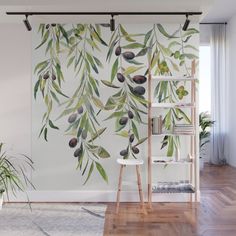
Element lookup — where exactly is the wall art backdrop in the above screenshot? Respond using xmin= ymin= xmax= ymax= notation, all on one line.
xmin=32 ymin=23 xmax=199 ymax=193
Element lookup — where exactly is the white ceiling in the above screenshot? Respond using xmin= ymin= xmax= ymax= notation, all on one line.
xmin=0 ymin=0 xmax=235 ymax=24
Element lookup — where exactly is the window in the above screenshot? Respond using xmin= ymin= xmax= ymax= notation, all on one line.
xmin=199 ymin=45 xmax=211 ymax=113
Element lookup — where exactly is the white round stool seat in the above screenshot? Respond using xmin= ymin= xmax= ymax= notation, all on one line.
xmin=117 ymin=158 xmax=144 ymax=166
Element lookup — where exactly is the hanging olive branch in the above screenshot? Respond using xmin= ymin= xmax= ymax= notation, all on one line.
xmin=58 ymin=24 xmax=110 ymax=184
xmin=103 ymin=24 xmax=148 ymax=159
xmin=144 ymin=24 xmax=199 ymax=156
xmin=34 ymin=24 xmax=69 ymax=141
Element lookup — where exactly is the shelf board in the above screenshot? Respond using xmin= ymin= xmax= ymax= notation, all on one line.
xmin=151 ymin=103 xmax=195 ymax=108
xmin=152 ymin=187 xmax=195 ymax=194
xmin=151 ymin=76 xmax=196 ymax=82
xmin=152 ymin=160 xmax=192 ymax=165
xmin=152 ymin=183 xmax=195 ymax=193
xmin=152 ymin=132 xmax=195 ymax=136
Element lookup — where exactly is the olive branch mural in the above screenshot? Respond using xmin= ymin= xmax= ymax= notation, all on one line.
xmin=34 ymin=24 xmax=110 ymax=184
xmin=144 ymin=24 xmax=199 ymax=156
xmin=34 ymin=24 xmax=69 ymax=141
xmin=103 ymin=24 xmax=148 ymax=159
xmin=33 ymin=23 xmax=199 ymax=184
xmin=57 ymin=24 xmax=110 ymax=184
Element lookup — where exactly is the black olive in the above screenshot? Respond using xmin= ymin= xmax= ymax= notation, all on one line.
xmin=128 ymin=111 xmax=134 ymax=119
xmin=133 ymin=75 xmax=147 ymax=84
xmin=120 ymin=149 xmax=128 ymax=156
xmin=119 ymin=117 xmax=128 ymax=126
xmin=52 ymin=74 xmax=56 ymax=80
xmin=69 ymin=138 xmax=77 ymax=148
xmin=77 ymin=106 xmax=84 ymax=114
xmin=132 ymin=147 xmax=139 ymax=154
xmin=115 ymin=46 xmax=121 ymax=56
xmin=133 ymin=86 xmax=145 ymax=96
xmin=123 ymin=51 xmax=135 ymax=60
xmin=43 ymin=73 xmax=49 ymax=80
xmin=129 ymin=134 xmax=134 ymax=143
xmin=68 ymin=114 xmax=77 ymax=123
xmin=117 ymin=73 xmax=125 ymax=83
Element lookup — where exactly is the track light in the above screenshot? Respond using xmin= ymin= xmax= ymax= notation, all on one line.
xmin=182 ymin=14 xmax=190 ymax=31
xmin=23 ymin=15 xmax=32 ymax=31
xmin=110 ymin=15 xmax=115 ymax=32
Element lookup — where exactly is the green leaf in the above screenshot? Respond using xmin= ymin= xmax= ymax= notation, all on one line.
xmin=35 ymin=30 xmax=50 ymax=50
xmin=132 ymin=121 xmax=139 ymax=140
xmin=34 ymin=60 xmax=48 ymax=74
xmin=144 ymin=29 xmax=152 ymax=46
xmin=92 ymin=96 xmax=104 ymax=109
xmin=134 ymin=137 xmax=148 ymax=147
xmin=182 ymin=53 xmax=198 ymax=59
xmin=111 ymin=58 xmax=119 ymax=82
xmin=104 ymin=111 xmax=126 ymax=121
xmin=52 ymin=81 xmax=68 ymax=98
xmin=122 ymin=43 xmax=144 ymax=49
xmin=176 ymin=108 xmax=191 ymax=124
xmin=136 ymin=48 xmax=148 ymax=57
xmin=83 ymin=161 xmax=94 ymax=185
xmin=123 ymin=66 xmax=144 ymax=76
xmin=95 ymin=162 xmax=108 ymax=183
xmin=167 ymin=137 xmax=174 ymax=156
xmin=98 ymin=147 xmax=110 ymax=158
xmin=88 ymin=127 xmax=107 ymax=142
xmin=58 ymin=25 xmax=69 ymax=44
xmin=101 ymin=80 xmax=120 ymax=89
xmin=44 ymin=127 xmax=48 ymax=142
xmin=183 ymin=28 xmax=199 ymax=37
xmin=67 ymin=56 xmax=75 ymax=68
xmin=50 ymin=90 xmax=60 ymax=104
xmin=116 ymin=130 xmax=129 ymax=138
xmin=184 ymin=45 xmax=199 ymax=51
xmin=170 ymin=60 xmax=179 ymax=72
xmin=49 ymin=120 xmax=59 ymax=130
xmin=156 ymin=24 xmax=178 ymax=39
xmin=34 ymin=80 xmax=40 ymax=99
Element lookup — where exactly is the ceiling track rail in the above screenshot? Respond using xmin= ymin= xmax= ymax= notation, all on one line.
xmin=6 ymin=11 xmax=202 ymax=16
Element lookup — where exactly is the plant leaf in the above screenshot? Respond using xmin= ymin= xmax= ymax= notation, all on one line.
xmin=95 ymin=162 xmax=108 ymax=183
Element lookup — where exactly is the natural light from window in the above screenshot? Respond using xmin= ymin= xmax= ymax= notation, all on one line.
xmin=199 ymin=45 xmax=211 ymax=113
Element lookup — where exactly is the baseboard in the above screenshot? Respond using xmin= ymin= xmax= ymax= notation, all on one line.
xmin=6 ymin=190 xmax=200 ymax=203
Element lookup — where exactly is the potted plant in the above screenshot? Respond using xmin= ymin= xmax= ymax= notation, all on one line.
xmin=199 ymin=112 xmax=215 ymax=170
xmin=0 ymin=143 xmax=34 ymax=209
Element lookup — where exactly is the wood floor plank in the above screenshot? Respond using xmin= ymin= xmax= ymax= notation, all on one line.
xmin=104 ymin=164 xmax=236 ymax=236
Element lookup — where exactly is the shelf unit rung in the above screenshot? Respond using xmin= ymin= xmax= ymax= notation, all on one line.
xmin=151 ymin=75 xmax=196 ymax=81
xmin=152 ymin=132 xmax=195 ymax=136
xmin=152 ymin=160 xmax=192 ymax=165
xmin=151 ymin=103 xmax=195 ymax=108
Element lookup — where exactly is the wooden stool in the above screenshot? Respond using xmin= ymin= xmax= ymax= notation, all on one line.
xmin=116 ymin=158 xmax=145 ymax=214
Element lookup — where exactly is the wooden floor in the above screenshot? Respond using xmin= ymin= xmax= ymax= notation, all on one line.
xmin=104 ymin=164 xmax=236 ymax=236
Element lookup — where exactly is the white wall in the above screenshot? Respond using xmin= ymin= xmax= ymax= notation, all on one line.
xmin=0 ymin=23 xmax=31 ymax=155
xmin=227 ymin=15 xmax=236 ymax=167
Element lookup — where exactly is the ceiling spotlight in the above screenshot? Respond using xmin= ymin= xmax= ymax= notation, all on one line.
xmin=23 ymin=15 xmax=32 ymax=31
xmin=182 ymin=14 xmax=190 ymax=31
xmin=110 ymin=15 xmax=115 ymax=32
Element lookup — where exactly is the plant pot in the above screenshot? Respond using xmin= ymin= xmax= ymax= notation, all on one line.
xmin=200 ymin=158 xmax=204 ymax=171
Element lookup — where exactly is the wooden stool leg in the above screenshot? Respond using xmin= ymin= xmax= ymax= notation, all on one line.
xmin=136 ymin=165 xmax=146 ymax=214
xmin=116 ymin=165 xmax=124 ymax=214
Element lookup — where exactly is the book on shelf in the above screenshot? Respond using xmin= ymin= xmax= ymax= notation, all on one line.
xmin=152 ymin=181 xmax=195 ymax=193
xmin=173 ymin=124 xmax=195 ymax=134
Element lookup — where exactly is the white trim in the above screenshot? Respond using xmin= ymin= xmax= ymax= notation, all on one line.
xmin=6 ymin=190 xmax=200 ymax=203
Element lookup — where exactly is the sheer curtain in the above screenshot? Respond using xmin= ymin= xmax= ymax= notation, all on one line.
xmin=210 ymin=24 xmax=228 ymax=165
